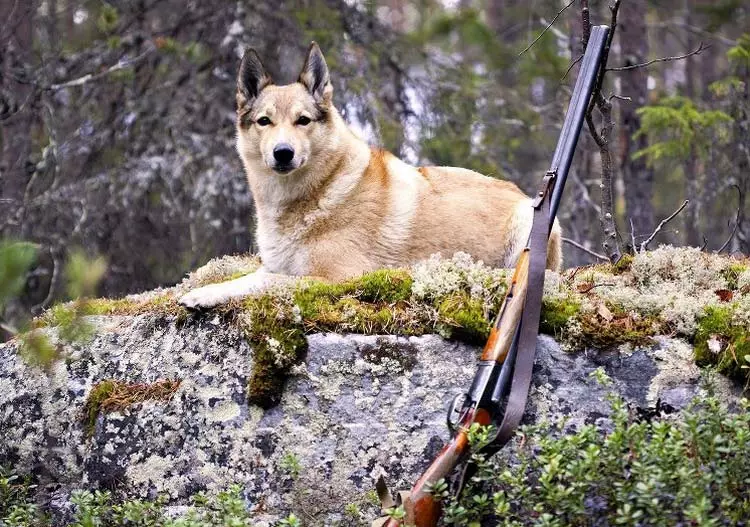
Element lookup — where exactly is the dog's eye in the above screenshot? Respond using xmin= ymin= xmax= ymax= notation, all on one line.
xmin=296 ymin=116 xmax=311 ymax=126
xmin=256 ymin=116 xmax=272 ymax=126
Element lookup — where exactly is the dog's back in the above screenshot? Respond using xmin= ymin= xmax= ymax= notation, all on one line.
xmin=357 ymin=152 xmax=562 ymax=273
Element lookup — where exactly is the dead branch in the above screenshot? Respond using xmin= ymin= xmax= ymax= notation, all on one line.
xmin=563 ymin=237 xmax=608 ymax=261
xmin=581 ymin=0 xmax=622 ymax=264
xmin=572 ymin=170 xmax=601 ymax=215
xmin=561 ymin=55 xmax=584 ymax=81
xmin=716 ymin=185 xmax=742 ymax=254
xmin=640 ymin=200 xmax=689 ymax=253
xmin=47 ymin=48 xmax=154 ymax=91
xmin=608 ymin=41 xmax=707 ymax=71
xmin=519 ymin=0 xmax=576 ymax=56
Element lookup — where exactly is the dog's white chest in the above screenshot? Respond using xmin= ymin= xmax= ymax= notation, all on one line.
xmin=256 ymin=223 xmax=309 ymax=275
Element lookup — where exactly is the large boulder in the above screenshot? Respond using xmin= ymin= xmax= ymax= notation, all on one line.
xmin=0 ymin=317 xmax=741 ymax=525
xmin=1 ymin=247 xmax=748 ymax=524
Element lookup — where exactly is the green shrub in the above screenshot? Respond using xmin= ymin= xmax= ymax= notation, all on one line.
xmin=437 ymin=393 xmax=750 ymax=526
xmin=0 ymin=482 xmax=263 ymax=526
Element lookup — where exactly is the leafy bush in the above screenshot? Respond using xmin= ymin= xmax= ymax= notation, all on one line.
xmin=0 ymin=481 xmax=302 ymax=527
xmin=437 ymin=391 xmax=750 ymax=526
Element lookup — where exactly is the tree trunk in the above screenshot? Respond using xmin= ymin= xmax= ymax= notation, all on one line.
xmin=617 ymin=0 xmax=654 ymax=249
xmin=683 ymin=0 xmax=702 ymax=247
xmin=0 ymin=0 xmax=35 ymax=231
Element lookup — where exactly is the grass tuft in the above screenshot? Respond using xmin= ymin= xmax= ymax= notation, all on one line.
xmin=82 ymin=379 xmax=181 ymax=436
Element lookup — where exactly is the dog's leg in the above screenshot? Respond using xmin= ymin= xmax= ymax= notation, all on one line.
xmin=178 ymin=267 xmax=295 ymax=310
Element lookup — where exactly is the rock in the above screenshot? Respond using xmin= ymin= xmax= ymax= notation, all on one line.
xmin=0 ymin=314 xmax=743 ymax=525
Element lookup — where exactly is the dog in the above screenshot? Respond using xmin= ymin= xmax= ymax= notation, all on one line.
xmin=179 ymin=43 xmax=561 ymax=309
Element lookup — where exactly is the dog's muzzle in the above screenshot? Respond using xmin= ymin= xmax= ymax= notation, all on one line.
xmin=272 ymin=143 xmax=295 ymax=173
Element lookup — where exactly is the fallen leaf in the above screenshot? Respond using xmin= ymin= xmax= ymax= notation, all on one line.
xmin=715 ymin=289 xmax=733 ymax=302
xmin=597 ymin=303 xmax=614 ymax=322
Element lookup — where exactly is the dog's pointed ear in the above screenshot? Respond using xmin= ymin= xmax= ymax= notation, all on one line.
xmin=298 ymin=42 xmax=332 ymax=103
xmin=237 ymin=48 xmax=272 ymax=107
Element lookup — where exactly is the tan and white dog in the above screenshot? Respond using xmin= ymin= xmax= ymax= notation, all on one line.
xmin=179 ymin=43 xmax=561 ymax=309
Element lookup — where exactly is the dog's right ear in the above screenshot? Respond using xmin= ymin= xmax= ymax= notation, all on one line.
xmin=237 ymin=49 xmax=272 ymax=107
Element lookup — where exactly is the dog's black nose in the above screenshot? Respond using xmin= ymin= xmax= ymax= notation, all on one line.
xmin=273 ymin=144 xmax=295 ymax=165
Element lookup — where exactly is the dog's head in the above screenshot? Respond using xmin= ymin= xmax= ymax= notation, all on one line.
xmin=235 ymin=43 xmax=335 ymax=176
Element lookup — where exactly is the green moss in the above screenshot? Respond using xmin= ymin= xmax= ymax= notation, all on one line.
xmin=694 ymin=305 xmax=750 ymax=383
xmin=539 ymin=297 xmax=581 ymax=336
xmin=578 ymin=304 xmax=659 ymax=349
xmin=236 ymin=295 xmax=307 ymax=408
xmin=611 ymin=253 xmax=634 ymax=274
xmin=82 ymin=379 xmax=181 ymax=436
xmin=436 ymin=292 xmax=490 ymax=344
xmin=721 ymin=262 xmax=749 ymax=290
xmin=37 ymin=295 xmax=188 ymax=331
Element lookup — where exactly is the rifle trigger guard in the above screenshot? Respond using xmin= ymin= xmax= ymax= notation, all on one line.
xmin=532 ymin=170 xmax=557 ymax=209
xmin=446 ymin=393 xmax=466 ymax=433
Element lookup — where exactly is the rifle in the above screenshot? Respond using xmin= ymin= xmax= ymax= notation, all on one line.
xmin=374 ymin=25 xmax=610 ymax=527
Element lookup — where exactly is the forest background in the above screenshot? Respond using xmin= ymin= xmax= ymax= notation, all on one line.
xmin=1 ymin=0 xmax=748 ymax=334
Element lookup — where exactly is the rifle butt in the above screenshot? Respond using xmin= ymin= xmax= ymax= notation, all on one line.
xmin=383 ymin=408 xmax=491 ymax=526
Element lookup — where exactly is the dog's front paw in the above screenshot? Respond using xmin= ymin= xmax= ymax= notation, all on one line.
xmin=178 ymin=285 xmax=231 ymax=310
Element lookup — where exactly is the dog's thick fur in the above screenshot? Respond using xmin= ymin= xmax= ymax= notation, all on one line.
xmin=179 ymin=43 xmax=561 ymax=309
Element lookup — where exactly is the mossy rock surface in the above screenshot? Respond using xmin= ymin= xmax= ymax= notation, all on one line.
xmin=31 ymin=247 xmax=750 ymax=405
xmin=2 ymin=247 xmax=749 ymax=525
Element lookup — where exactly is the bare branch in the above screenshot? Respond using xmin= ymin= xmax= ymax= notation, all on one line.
xmin=519 ymin=0 xmax=576 ymax=56
xmin=609 ymin=94 xmax=632 ymax=102
xmin=629 ymin=218 xmax=637 ymax=253
xmin=716 ymin=185 xmax=742 ymax=254
xmin=582 ymin=0 xmax=622 ymax=263
xmin=563 ymin=237 xmax=608 ymax=261
xmin=608 ymin=41 xmax=707 ymax=71
xmin=561 ymin=55 xmax=584 ymax=81
xmin=31 ymin=249 xmax=60 ymax=315
xmin=0 ymin=321 xmax=18 ymax=336
xmin=572 ymin=170 xmax=601 ymax=215
xmin=581 ymin=0 xmax=591 ymax=47
xmin=640 ymin=200 xmax=689 ymax=253
xmin=648 ymin=21 xmax=737 ymax=47
xmin=47 ymin=48 xmax=154 ymax=91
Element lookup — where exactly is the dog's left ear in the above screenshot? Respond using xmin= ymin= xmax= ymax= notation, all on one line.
xmin=237 ymin=48 xmax=272 ymax=107
xmin=298 ymin=42 xmax=332 ymax=103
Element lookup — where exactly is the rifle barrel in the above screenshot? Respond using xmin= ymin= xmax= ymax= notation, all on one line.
xmin=548 ymin=25 xmax=609 ymax=228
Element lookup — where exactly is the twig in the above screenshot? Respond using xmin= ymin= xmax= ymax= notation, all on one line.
xmin=609 ymin=94 xmax=632 ymax=102
xmin=47 ymin=48 xmax=154 ymax=91
xmin=518 ymin=0 xmax=576 ymax=56
xmin=572 ymin=170 xmax=601 ymax=215
xmin=0 ymin=320 xmax=18 ymax=335
xmin=629 ymin=218 xmax=637 ymax=253
xmin=561 ymin=55 xmax=583 ymax=81
xmin=563 ymin=237 xmax=608 ymax=261
xmin=640 ymin=200 xmax=689 ymax=253
xmin=608 ymin=42 xmax=707 ymax=71
xmin=716 ymin=185 xmax=742 ymax=254
xmin=31 ymin=248 xmax=59 ymax=315
xmin=578 ymin=282 xmax=616 ymax=293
